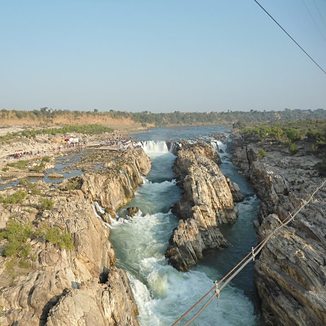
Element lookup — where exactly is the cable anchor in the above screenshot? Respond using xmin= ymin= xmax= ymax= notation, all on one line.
xmin=214 ymin=281 xmax=220 ymax=298
xmin=251 ymin=247 xmax=256 ymax=261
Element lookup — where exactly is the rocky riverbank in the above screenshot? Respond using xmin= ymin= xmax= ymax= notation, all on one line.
xmin=0 ymin=147 xmax=151 ymax=326
xmin=165 ymin=142 xmax=240 ymax=271
xmin=231 ymin=132 xmax=326 ymax=326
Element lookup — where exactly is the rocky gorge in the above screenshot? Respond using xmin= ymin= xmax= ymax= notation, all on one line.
xmin=0 ymin=147 xmax=151 ymax=326
xmin=231 ymin=132 xmax=326 ymax=326
xmin=166 ymin=142 xmax=241 ymax=271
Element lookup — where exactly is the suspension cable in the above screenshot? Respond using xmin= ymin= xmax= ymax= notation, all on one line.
xmin=172 ymin=179 xmax=325 ymax=325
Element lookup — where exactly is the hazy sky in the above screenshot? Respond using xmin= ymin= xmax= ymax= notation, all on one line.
xmin=1 ymin=0 xmax=325 ymax=112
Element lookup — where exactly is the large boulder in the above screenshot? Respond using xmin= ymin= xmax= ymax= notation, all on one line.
xmin=166 ymin=143 xmax=237 ymax=271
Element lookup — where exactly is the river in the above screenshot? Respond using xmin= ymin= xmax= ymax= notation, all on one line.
xmin=110 ymin=126 xmax=260 ymax=325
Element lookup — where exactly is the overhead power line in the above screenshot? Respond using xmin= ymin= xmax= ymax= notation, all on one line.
xmin=253 ymin=0 xmax=326 ymax=75
xmin=301 ymin=0 xmax=326 ymax=43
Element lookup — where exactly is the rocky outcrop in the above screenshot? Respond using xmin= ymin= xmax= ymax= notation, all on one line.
xmin=0 ymin=147 xmax=150 ymax=326
xmin=126 ymin=207 xmax=140 ymax=217
xmin=81 ymin=148 xmax=151 ymax=212
xmin=46 ymin=269 xmax=138 ymax=326
xmin=231 ymin=133 xmax=326 ymax=326
xmin=166 ymin=143 xmax=237 ymax=271
xmin=226 ymin=177 xmax=245 ymax=202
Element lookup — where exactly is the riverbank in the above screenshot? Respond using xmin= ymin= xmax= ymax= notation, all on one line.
xmin=230 ymin=130 xmax=326 ymax=326
xmin=0 ymin=146 xmax=151 ymax=325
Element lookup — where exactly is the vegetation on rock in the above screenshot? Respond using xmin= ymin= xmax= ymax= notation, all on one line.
xmin=288 ymin=142 xmax=298 ymax=155
xmin=241 ymin=120 xmax=325 ymax=145
xmin=0 ymin=123 xmax=113 ymax=143
xmin=38 ymin=198 xmax=54 ymax=210
xmin=0 ymin=220 xmax=74 ymax=261
xmin=0 ymin=190 xmax=27 ymax=205
xmin=258 ymin=148 xmax=266 ymax=159
xmin=7 ymin=160 xmax=29 ymax=170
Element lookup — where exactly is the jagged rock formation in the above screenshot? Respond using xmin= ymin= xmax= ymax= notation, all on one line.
xmin=166 ymin=143 xmax=238 ymax=271
xmin=226 ymin=177 xmax=245 ymax=202
xmin=231 ymin=133 xmax=326 ymax=326
xmin=81 ymin=148 xmax=151 ymax=212
xmin=0 ymin=148 xmax=151 ymax=326
xmin=126 ymin=206 xmax=140 ymax=217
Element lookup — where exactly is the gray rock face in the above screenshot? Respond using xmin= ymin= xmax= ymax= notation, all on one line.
xmin=46 ymin=269 xmax=138 ymax=326
xmin=126 ymin=206 xmax=140 ymax=217
xmin=166 ymin=143 xmax=237 ymax=271
xmin=232 ymin=134 xmax=326 ymax=326
xmin=0 ymin=148 xmax=151 ymax=326
xmin=82 ymin=148 xmax=151 ymax=211
xmin=226 ymin=177 xmax=245 ymax=202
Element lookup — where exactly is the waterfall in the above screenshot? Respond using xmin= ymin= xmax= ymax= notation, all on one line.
xmin=141 ymin=141 xmax=169 ymax=155
xmin=210 ymin=139 xmax=227 ymax=153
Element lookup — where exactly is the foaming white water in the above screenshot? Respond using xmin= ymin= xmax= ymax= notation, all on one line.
xmin=127 ymin=178 xmax=180 ymax=215
xmin=141 ymin=141 xmax=169 ymax=156
xmin=111 ymin=133 xmax=258 ymax=325
xmin=112 ymin=212 xmax=256 ymax=326
xmin=211 ymin=139 xmax=227 ymax=153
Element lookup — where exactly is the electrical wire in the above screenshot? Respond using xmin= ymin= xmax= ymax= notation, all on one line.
xmin=253 ymin=0 xmax=326 ymax=75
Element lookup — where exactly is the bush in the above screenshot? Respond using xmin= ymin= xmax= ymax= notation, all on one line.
xmin=19 ymin=179 xmax=42 ymax=195
xmin=289 ymin=143 xmax=298 ymax=155
xmin=258 ymin=148 xmax=266 ymax=159
xmin=41 ymin=156 xmax=51 ymax=163
xmin=41 ymin=227 xmax=74 ymax=250
xmin=0 ymin=220 xmax=74 ymax=261
xmin=39 ymin=198 xmax=54 ymax=210
xmin=62 ymin=177 xmax=83 ymax=191
xmin=0 ymin=190 xmax=27 ymax=205
xmin=0 ymin=220 xmax=32 ymax=258
xmin=7 ymin=160 xmax=29 ymax=170
xmin=29 ymin=161 xmax=46 ymax=173
xmin=285 ymin=128 xmax=302 ymax=142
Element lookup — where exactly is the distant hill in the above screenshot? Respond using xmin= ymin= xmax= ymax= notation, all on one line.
xmin=0 ymin=108 xmax=325 ymax=129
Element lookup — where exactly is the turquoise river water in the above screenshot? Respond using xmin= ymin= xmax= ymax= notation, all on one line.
xmin=110 ymin=126 xmax=260 ymax=326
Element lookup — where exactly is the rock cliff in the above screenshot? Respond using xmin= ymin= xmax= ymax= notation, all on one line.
xmin=0 ymin=148 xmax=151 ymax=326
xmin=231 ymin=133 xmax=326 ymax=326
xmin=166 ymin=143 xmax=238 ymax=271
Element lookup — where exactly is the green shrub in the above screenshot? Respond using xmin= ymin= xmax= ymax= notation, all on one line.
xmin=0 ymin=190 xmax=27 ymax=205
xmin=7 ymin=160 xmax=29 ymax=170
xmin=41 ymin=156 xmax=51 ymax=163
xmin=289 ymin=143 xmax=298 ymax=155
xmin=0 ymin=220 xmax=74 ymax=262
xmin=19 ymin=179 xmax=42 ymax=195
xmin=258 ymin=148 xmax=266 ymax=159
xmin=285 ymin=128 xmax=301 ymax=142
xmin=39 ymin=198 xmax=54 ymax=210
xmin=62 ymin=177 xmax=83 ymax=191
xmin=41 ymin=227 xmax=74 ymax=250
xmin=20 ymin=124 xmax=113 ymax=137
xmin=0 ymin=220 xmax=32 ymax=258
xmin=29 ymin=161 xmax=46 ymax=173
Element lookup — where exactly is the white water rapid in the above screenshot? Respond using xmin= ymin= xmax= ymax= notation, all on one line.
xmin=141 ymin=141 xmax=170 ymax=155
xmin=110 ymin=138 xmax=259 ymax=325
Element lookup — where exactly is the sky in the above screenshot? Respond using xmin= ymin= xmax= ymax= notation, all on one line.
xmin=0 ymin=0 xmax=326 ymax=112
